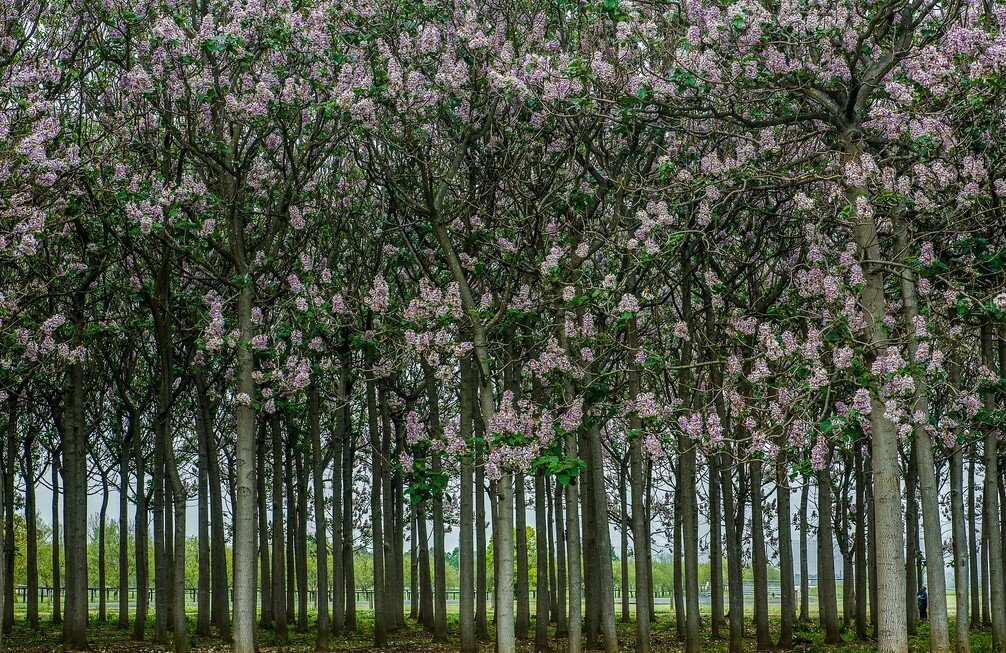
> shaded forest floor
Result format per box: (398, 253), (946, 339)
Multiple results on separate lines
(0, 611), (992, 653)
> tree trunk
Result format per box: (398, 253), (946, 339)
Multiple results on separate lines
(62, 361), (88, 650)
(710, 455), (724, 639)
(799, 479), (809, 623)
(516, 476), (531, 641)
(98, 476), (109, 624)
(133, 435), (148, 641)
(232, 273), (260, 653)
(258, 419), (272, 628)
(817, 462), (840, 644)
(554, 480), (567, 639)
(367, 380), (388, 646)
(619, 460), (630, 624)
(26, 432), (39, 629)
(309, 383), (330, 650)
(906, 444), (919, 636)
(628, 315), (649, 653)
(476, 421), (490, 640)
(271, 412), (289, 640)
(196, 396), (212, 637)
(855, 447), (869, 641)
(847, 140), (907, 653)
(751, 459), (771, 650)
(419, 508), (434, 632)
(460, 356), (478, 653)
(535, 471), (551, 653)
(52, 456), (62, 626)
(586, 421), (617, 653)
(720, 452), (744, 653)
(981, 323), (1006, 648)
(950, 433), (971, 653)
(776, 454), (794, 648)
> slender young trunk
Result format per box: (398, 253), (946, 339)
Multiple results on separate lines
(271, 413), (289, 640)
(817, 461), (840, 644)
(776, 455), (794, 647)
(423, 363), (449, 642)
(474, 446), (488, 639)
(673, 512), (684, 638)
(410, 512), (419, 621)
(196, 397), (212, 637)
(419, 508), (433, 631)
(968, 455), (980, 624)
(535, 471), (552, 653)
(133, 436), (148, 641)
(951, 436), (970, 653)
(895, 227), (951, 653)
(855, 447), (869, 641)
(309, 383), (330, 650)
(52, 456), (62, 625)
(867, 453), (879, 634)
(98, 477), (109, 624)
(342, 430), (356, 632)
(751, 459), (771, 650)
(906, 445), (919, 636)
(516, 476), (531, 640)
(26, 433), (39, 629)
(332, 360), (348, 636)
(296, 446), (309, 633)
(982, 519), (990, 627)
(628, 314), (649, 653)
(367, 380), (388, 647)
(3, 414), (14, 636)
(200, 387), (231, 641)
(619, 460), (630, 624)
(720, 452), (743, 653)
(460, 357), (478, 653)
(710, 455), (724, 639)
(554, 480), (567, 639)
(117, 429), (130, 630)
(981, 323), (1006, 649)
(799, 480), (809, 623)
(257, 419), (271, 627)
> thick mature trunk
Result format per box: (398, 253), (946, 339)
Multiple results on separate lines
(950, 436), (970, 653)
(475, 439), (490, 640)
(776, 454), (794, 648)
(497, 471), (518, 653)
(981, 323), (1006, 649)
(232, 277), (260, 653)
(62, 361), (88, 650)
(309, 383), (330, 650)
(847, 140), (907, 653)
(817, 464), (840, 644)
(751, 460), (771, 650)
